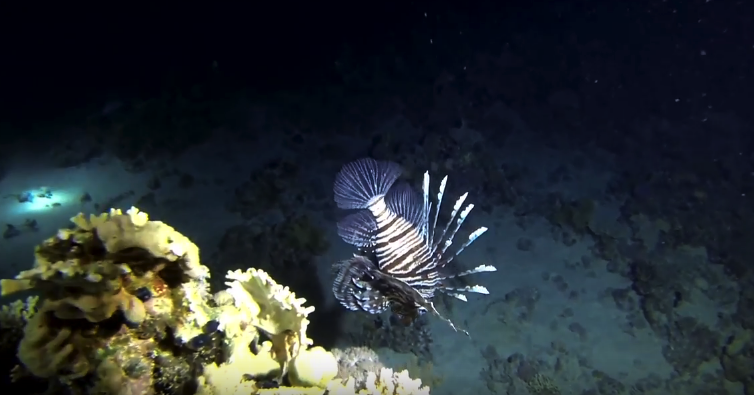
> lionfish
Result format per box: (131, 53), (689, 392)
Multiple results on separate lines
(331, 158), (496, 336)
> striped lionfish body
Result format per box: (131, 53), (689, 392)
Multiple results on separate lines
(331, 158), (496, 336)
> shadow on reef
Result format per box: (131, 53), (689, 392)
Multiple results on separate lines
(0, 207), (429, 394)
(215, 158), (355, 348)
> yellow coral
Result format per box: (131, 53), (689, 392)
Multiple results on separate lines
(200, 347), (280, 394)
(3, 207), (434, 395)
(0, 296), (38, 328)
(0, 296), (38, 349)
(95, 207), (209, 280)
(4, 207), (215, 390)
(288, 346), (338, 388)
(1, 222), (143, 324)
(1, 207), (209, 326)
(225, 267), (315, 352)
(53, 287), (145, 324)
(198, 268), (316, 391)
(360, 368), (431, 395)
(171, 279), (215, 342)
(17, 300), (94, 379)
(257, 387), (325, 395)
(197, 367), (431, 395)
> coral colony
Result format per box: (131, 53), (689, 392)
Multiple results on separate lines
(0, 207), (431, 394)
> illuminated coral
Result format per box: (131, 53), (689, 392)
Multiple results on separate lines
(17, 300), (93, 379)
(0, 207), (210, 391)
(0, 207), (433, 395)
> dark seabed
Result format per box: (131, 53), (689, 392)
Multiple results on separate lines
(0, 0), (752, 394)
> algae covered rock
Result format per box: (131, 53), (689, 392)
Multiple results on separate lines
(547, 196), (596, 234)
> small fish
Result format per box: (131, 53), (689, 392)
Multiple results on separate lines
(331, 158), (496, 336)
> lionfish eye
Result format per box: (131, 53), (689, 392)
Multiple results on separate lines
(418, 306), (427, 315)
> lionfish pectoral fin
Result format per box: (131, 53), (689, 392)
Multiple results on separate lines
(333, 158), (403, 209)
(355, 292), (390, 314)
(337, 211), (378, 247)
(332, 255), (383, 312)
(440, 284), (492, 301)
(385, 181), (424, 226)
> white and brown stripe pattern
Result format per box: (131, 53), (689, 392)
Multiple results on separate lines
(368, 197), (434, 274)
(331, 158), (497, 335)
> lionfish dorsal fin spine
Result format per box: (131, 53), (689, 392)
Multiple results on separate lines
(447, 293), (468, 301)
(438, 201), (474, 258)
(433, 190), (466, 254)
(441, 226), (489, 266)
(444, 264), (497, 279)
(429, 175), (448, 250)
(421, 171), (431, 244)
(442, 284), (490, 294)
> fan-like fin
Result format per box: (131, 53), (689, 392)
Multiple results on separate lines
(384, 182), (424, 226)
(334, 158), (402, 209)
(337, 211), (378, 247)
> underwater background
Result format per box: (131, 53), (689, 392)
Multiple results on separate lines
(0, 0), (753, 394)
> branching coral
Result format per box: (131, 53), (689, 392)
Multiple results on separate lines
(328, 367), (432, 395)
(225, 267), (315, 351)
(0, 296), (38, 347)
(198, 267), (317, 391)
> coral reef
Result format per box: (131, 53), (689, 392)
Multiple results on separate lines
(331, 346), (386, 386)
(0, 207), (431, 395)
(546, 196), (596, 235)
(339, 313), (434, 361)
